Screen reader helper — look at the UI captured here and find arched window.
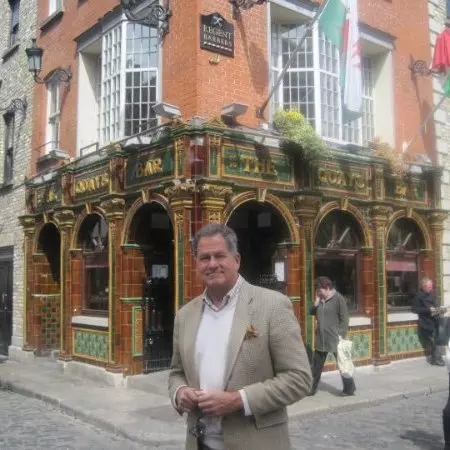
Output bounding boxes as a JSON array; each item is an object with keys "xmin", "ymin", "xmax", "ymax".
[
  {"xmin": 315, "ymin": 210, "xmax": 363, "ymax": 312},
  {"xmin": 78, "ymin": 214, "xmax": 108, "ymax": 313},
  {"xmin": 386, "ymin": 218, "xmax": 424, "ymax": 309}
]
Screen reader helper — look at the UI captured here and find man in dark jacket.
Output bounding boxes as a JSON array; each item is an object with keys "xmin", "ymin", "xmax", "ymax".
[
  {"xmin": 309, "ymin": 276, "xmax": 356, "ymax": 396},
  {"xmin": 412, "ymin": 277, "xmax": 445, "ymax": 366}
]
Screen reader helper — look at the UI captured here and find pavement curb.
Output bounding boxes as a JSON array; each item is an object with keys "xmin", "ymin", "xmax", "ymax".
[
  {"xmin": 289, "ymin": 384, "xmax": 448, "ymax": 419},
  {"xmin": 1, "ymin": 372, "xmax": 447, "ymax": 447},
  {"xmin": 0, "ymin": 378, "xmax": 183, "ymax": 448}
]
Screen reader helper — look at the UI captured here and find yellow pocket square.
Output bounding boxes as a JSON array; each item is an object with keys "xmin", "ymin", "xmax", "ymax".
[{"xmin": 245, "ymin": 324, "xmax": 259, "ymax": 340}]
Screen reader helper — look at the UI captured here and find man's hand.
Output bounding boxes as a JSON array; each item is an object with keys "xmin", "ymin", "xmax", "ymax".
[
  {"xmin": 196, "ymin": 389, "xmax": 243, "ymax": 417},
  {"xmin": 176, "ymin": 387, "xmax": 199, "ymax": 412}
]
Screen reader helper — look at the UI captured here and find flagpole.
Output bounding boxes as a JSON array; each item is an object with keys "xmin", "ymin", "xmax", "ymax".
[
  {"xmin": 403, "ymin": 94, "xmax": 446, "ymax": 153},
  {"xmin": 256, "ymin": 0, "xmax": 331, "ymax": 119}
]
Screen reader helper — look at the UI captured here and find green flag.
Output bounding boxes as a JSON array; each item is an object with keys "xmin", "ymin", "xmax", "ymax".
[
  {"xmin": 318, "ymin": 0, "xmax": 347, "ymax": 48},
  {"xmin": 443, "ymin": 72, "xmax": 450, "ymax": 97}
]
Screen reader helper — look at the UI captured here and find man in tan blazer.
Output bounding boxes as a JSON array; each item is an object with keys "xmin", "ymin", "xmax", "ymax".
[{"xmin": 169, "ymin": 224, "xmax": 312, "ymax": 450}]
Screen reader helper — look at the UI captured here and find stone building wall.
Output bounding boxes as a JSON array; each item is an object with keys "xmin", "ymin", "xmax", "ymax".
[
  {"xmin": 428, "ymin": 0, "xmax": 450, "ymax": 305},
  {"xmin": 0, "ymin": 0, "xmax": 37, "ymax": 348}
]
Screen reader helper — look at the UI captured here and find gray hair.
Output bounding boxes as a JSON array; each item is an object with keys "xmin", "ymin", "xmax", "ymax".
[
  {"xmin": 191, "ymin": 224, "xmax": 239, "ymax": 256},
  {"xmin": 421, "ymin": 277, "xmax": 433, "ymax": 287}
]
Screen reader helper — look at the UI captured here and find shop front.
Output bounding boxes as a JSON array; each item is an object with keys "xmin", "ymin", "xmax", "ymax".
[{"xmin": 19, "ymin": 120, "xmax": 446, "ymax": 375}]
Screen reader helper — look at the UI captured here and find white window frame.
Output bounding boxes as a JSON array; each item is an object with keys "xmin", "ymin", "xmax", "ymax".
[
  {"xmin": 77, "ymin": 15, "xmax": 162, "ymax": 154},
  {"xmin": 49, "ymin": 0, "xmax": 63, "ymax": 16},
  {"xmin": 269, "ymin": 0, "xmax": 390, "ymax": 147},
  {"xmin": 46, "ymin": 80, "xmax": 60, "ymax": 153}
]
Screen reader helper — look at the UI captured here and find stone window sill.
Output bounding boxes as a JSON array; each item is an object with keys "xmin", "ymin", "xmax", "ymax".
[
  {"xmin": 349, "ymin": 316, "xmax": 371, "ymax": 327},
  {"xmin": 72, "ymin": 315, "xmax": 108, "ymax": 329},
  {"xmin": 387, "ymin": 312, "xmax": 417, "ymax": 323},
  {"xmin": 40, "ymin": 8, "xmax": 64, "ymax": 31},
  {"xmin": 2, "ymin": 43, "xmax": 20, "ymax": 62}
]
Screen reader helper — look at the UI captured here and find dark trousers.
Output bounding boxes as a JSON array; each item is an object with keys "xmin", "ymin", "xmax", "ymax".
[
  {"xmin": 311, "ymin": 350, "xmax": 356, "ymax": 394},
  {"xmin": 443, "ymin": 375, "xmax": 450, "ymax": 449},
  {"xmin": 418, "ymin": 326, "xmax": 441, "ymax": 362},
  {"xmin": 197, "ymin": 441, "xmax": 214, "ymax": 450}
]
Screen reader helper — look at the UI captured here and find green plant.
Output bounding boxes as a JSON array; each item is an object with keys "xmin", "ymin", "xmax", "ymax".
[
  {"xmin": 369, "ymin": 137, "xmax": 407, "ymax": 177},
  {"xmin": 273, "ymin": 109, "xmax": 329, "ymax": 161}
]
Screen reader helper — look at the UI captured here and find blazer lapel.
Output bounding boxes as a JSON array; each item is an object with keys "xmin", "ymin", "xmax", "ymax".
[
  {"xmin": 223, "ymin": 282, "xmax": 253, "ymax": 387},
  {"xmin": 183, "ymin": 298, "xmax": 203, "ymax": 389}
]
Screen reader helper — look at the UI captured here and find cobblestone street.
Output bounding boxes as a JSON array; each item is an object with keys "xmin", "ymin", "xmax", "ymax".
[
  {"xmin": 289, "ymin": 391, "xmax": 446, "ymax": 450},
  {"xmin": 0, "ymin": 390, "xmax": 145, "ymax": 450},
  {"xmin": 0, "ymin": 388, "xmax": 447, "ymax": 449}
]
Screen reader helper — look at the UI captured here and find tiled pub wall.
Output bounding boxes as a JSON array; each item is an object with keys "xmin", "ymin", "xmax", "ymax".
[{"xmin": 29, "ymin": 253, "xmax": 60, "ymax": 353}]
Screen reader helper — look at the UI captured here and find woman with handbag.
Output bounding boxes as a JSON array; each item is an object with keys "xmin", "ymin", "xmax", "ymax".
[{"xmin": 308, "ymin": 276, "xmax": 356, "ymax": 397}]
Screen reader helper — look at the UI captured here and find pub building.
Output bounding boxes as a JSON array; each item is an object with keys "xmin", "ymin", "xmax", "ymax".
[{"xmin": 16, "ymin": 0, "xmax": 444, "ymax": 377}]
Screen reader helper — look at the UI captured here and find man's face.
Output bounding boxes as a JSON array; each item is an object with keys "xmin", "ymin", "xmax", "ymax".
[
  {"xmin": 423, "ymin": 281, "xmax": 433, "ymax": 294},
  {"xmin": 196, "ymin": 234, "xmax": 240, "ymax": 293},
  {"xmin": 317, "ymin": 287, "xmax": 330, "ymax": 300}
]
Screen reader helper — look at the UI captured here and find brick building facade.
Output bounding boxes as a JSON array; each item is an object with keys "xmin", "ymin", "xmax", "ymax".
[
  {"xmin": 16, "ymin": 0, "xmax": 446, "ymax": 376},
  {"xmin": 428, "ymin": 0, "xmax": 450, "ymax": 307},
  {"xmin": 0, "ymin": 0, "xmax": 36, "ymax": 358}
]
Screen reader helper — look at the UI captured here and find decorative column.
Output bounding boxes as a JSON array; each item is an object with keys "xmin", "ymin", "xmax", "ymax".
[
  {"xmin": 370, "ymin": 204, "xmax": 392, "ymax": 365},
  {"xmin": 53, "ymin": 209, "xmax": 75, "ymax": 360},
  {"xmin": 19, "ymin": 215, "xmax": 36, "ymax": 351},
  {"xmin": 197, "ymin": 182, "xmax": 233, "ymax": 225},
  {"xmin": 100, "ymin": 197, "xmax": 125, "ymax": 370},
  {"xmin": 165, "ymin": 182, "xmax": 195, "ymax": 309},
  {"xmin": 429, "ymin": 211, "xmax": 448, "ymax": 304},
  {"xmin": 294, "ymin": 195, "xmax": 321, "ymax": 347}
]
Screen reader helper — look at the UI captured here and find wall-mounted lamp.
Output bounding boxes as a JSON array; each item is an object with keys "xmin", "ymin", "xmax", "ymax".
[
  {"xmin": 221, "ymin": 102, "xmax": 248, "ymax": 125},
  {"xmin": 230, "ymin": 0, "xmax": 268, "ymax": 20},
  {"xmin": 25, "ymin": 39, "xmax": 72, "ymax": 87},
  {"xmin": 152, "ymin": 102, "xmax": 181, "ymax": 119},
  {"xmin": 121, "ymin": 0, "xmax": 172, "ymax": 37},
  {"xmin": 0, "ymin": 96, "xmax": 27, "ymax": 116}
]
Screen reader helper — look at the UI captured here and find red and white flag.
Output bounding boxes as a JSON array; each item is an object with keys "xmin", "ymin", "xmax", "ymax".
[
  {"xmin": 318, "ymin": 0, "xmax": 363, "ymax": 121},
  {"xmin": 342, "ymin": 0, "xmax": 362, "ymax": 121}
]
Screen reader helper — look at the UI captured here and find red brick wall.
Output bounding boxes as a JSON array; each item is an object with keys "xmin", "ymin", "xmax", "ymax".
[
  {"xmin": 31, "ymin": 0, "xmax": 434, "ymax": 175},
  {"xmin": 31, "ymin": 0, "xmax": 118, "ymax": 174},
  {"xmin": 358, "ymin": 0, "xmax": 435, "ymax": 159}
]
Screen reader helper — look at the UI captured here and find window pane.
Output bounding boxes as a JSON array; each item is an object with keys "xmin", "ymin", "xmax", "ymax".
[
  {"xmin": 315, "ymin": 210, "xmax": 362, "ymax": 249},
  {"xmin": 86, "ymin": 267, "xmax": 109, "ymax": 311},
  {"xmin": 315, "ymin": 258, "xmax": 358, "ymax": 312},
  {"xmin": 387, "ymin": 218, "xmax": 424, "ymax": 251},
  {"xmin": 387, "ymin": 268, "xmax": 418, "ymax": 309},
  {"xmin": 101, "ymin": 24, "xmax": 122, "ymax": 143}
]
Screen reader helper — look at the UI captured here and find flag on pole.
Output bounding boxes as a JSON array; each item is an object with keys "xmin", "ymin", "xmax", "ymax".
[
  {"xmin": 318, "ymin": 0, "xmax": 363, "ymax": 121},
  {"xmin": 443, "ymin": 72, "xmax": 450, "ymax": 97},
  {"xmin": 432, "ymin": 27, "xmax": 450, "ymax": 97}
]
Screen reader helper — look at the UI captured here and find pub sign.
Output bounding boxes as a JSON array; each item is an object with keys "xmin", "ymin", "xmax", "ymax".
[{"xmin": 200, "ymin": 13, "xmax": 234, "ymax": 57}]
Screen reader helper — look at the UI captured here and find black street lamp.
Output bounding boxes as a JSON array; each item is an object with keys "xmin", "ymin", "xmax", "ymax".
[
  {"xmin": 120, "ymin": 0, "xmax": 172, "ymax": 36},
  {"xmin": 230, "ymin": 0, "xmax": 268, "ymax": 19},
  {"xmin": 25, "ymin": 39, "xmax": 72, "ymax": 87}
]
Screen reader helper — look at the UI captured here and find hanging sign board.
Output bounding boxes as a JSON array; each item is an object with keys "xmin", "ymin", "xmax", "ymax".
[{"xmin": 200, "ymin": 13, "xmax": 234, "ymax": 57}]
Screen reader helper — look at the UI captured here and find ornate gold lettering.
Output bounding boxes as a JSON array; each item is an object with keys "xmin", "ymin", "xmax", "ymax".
[
  {"xmin": 75, "ymin": 172, "xmax": 109, "ymax": 195},
  {"xmin": 317, "ymin": 167, "xmax": 367, "ymax": 192}
]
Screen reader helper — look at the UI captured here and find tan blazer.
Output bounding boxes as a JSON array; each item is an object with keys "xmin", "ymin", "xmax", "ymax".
[{"xmin": 169, "ymin": 279, "xmax": 312, "ymax": 450}]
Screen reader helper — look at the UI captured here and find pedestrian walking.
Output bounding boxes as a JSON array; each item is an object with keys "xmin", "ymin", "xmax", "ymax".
[
  {"xmin": 168, "ymin": 223, "xmax": 312, "ymax": 450},
  {"xmin": 309, "ymin": 276, "xmax": 356, "ymax": 397},
  {"xmin": 412, "ymin": 277, "xmax": 445, "ymax": 366}
]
